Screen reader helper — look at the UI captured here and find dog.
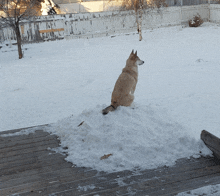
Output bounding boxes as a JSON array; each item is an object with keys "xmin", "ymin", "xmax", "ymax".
[{"xmin": 102, "ymin": 50, "xmax": 144, "ymax": 115}]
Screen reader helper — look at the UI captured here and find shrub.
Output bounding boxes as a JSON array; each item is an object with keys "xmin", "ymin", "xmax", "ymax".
[{"xmin": 189, "ymin": 14, "xmax": 204, "ymax": 27}]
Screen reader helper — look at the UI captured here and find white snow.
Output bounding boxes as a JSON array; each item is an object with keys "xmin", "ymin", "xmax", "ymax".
[
  {"xmin": 1, "ymin": 23, "xmax": 220, "ymax": 174},
  {"xmin": 77, "ymin": 184, "xmax": 96, "ymax": 192},
  {"xmin": 46, "ymin": 104, "xmax": 211, "ymax": 172},
  {"xmin": 177, "ymin": 184, "xmax": 220, "ymax": 196}
]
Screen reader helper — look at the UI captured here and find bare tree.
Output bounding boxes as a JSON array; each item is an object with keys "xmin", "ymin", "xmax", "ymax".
[
  {"xmin": 117, "ymin": 0, "xmax": 144, "ymax": 41},
  {"xmin": 0, "ymin": 0, "xmax": 40, "ymax": 59},
  {"xmin": 111, "ymin": 0, "xmax": 167, "ymax": 41}
]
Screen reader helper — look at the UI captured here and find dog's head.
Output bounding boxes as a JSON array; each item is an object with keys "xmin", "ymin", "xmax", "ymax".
[{"xmin": 129, "ymin": 50, "xmax": 144, "ymax": 66}]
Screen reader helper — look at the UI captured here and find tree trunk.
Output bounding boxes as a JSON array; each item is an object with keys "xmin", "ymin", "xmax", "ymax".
[
  {"xmin": 15, "ymin": 23, "xmax": 23, "ymax": 59},
  {"xmin": 135, "ymin": 13, "xmax": 139, "ymax": 33},
  {"xmin": 138, "ymin": 0, "xmax": 143, "ymax": 41},
  {"xmin": 138, "ymin": 14, "xmax": 142, "ymax": 41}
]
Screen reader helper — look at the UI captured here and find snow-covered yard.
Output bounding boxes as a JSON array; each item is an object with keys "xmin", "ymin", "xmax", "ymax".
[{"xmin": 1, "ymin": 23, "xmax": 220, "ymax": 175}]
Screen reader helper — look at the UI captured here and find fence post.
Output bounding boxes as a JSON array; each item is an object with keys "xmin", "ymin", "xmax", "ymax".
[
  {"xmin": 180, "ymin": 0, "xmax": 183, "ymax": 24},
  {"xmin": 208, "ymin": 0, "xmax": 210, "ymax": 22}
]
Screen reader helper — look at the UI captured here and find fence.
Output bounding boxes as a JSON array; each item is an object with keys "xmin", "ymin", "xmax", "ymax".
[
  {"xmin": 1, "ymin": 4, "xmax": 215, "ymax": 45},
  {"xmin": 166, "ymin": 0, "xmax": 209, "ymax": 6},
  {"xmin": 167, "ymin": 0, "xmax": 220, "ymax": 6}
]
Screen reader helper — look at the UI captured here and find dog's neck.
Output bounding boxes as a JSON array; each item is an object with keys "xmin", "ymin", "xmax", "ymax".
[
  {"xmin": 122, "ymin": 67, "xmax": 138, "ymax": 81},
  {"xmin": 132, "ymin": 65, "xmax": 138, "ymax": 73}
]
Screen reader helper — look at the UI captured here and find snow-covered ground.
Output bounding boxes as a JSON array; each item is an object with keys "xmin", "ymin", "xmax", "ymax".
[
  {"xmin": 1, "ymin": 23, "xmax": 220, "ymax": 174},
  {"xmin": 177, "ymin": 184, "xmax": 220, "ymax": 196}
]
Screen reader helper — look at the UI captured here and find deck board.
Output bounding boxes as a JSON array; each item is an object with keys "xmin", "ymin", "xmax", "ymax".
[
  {"xmin": 0, "ymin": 126, "xmax": 220, "ymax": 196},
  {"xmin": 201, "ymin": 130, "xmax": 220, "ymax": 160}
]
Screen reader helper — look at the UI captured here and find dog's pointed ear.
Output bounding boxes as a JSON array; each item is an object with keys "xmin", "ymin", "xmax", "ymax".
[
  {"xmin": 135, "ymin": 51, "xmax": 137, "ymax": 56},
  {"xmin": 131, "ymin": 50, "xmax": 134, "ymax": 54}
]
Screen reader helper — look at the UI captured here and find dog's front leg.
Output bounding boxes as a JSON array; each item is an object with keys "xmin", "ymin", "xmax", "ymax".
[{"xmin": 130, "ymin": 84, "xmax": 137, "ymax": 95}]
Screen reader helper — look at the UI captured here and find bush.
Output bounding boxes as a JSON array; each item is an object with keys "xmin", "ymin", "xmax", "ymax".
[{"xmin": 189, "ymin": 14, "xmax": 204, "ymax": 27}]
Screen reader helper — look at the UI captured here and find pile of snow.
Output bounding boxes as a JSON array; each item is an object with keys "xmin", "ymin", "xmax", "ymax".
[
  {"xmin": 47, "ymin": 104, "xmax": 211, "ymax": 172},
  {"xmin": 177, "ymin": 184, "xmax": 220, "ymax": 196}
]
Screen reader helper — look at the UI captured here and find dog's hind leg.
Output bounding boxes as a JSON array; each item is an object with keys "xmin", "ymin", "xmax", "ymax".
[
  {"xmin": 122, "ymin": 94, "xmax": 134, "ymax": 106},
  {"xmin": 102, "ymin": 105, "xmax": 117, "ymax": 115}
]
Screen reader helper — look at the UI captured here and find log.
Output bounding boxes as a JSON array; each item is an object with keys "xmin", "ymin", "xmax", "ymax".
[{"xmin": 201, "ymin": 130, "xmax": 220, "ymax": 160}]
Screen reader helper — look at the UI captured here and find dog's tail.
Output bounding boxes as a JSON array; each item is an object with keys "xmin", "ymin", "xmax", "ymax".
[{"xmin": 102, "ymin": 105, "xmax": 116, "ymax": 115}]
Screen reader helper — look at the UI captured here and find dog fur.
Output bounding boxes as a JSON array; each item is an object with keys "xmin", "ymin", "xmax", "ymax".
[{"xmin": 102, "ymin": 50, "xmax": 144, "ymax": 115}]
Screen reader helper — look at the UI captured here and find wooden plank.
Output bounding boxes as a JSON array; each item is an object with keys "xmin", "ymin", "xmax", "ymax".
[
  {"xmin": 0, "ymin": 160, "xmax": 78, "ymax": 182},
  {"xmin": 0, "ymin": 124, "xmax": 49, "ymax": 136},
  {"xmin": 163, "ymin": 176, "xmax": 220, "ymax": 196},
  {"xmin": 26, "ymin": 169, "xmax": 220, "ymax": 196},
  {"xmin": 11, "ymin": 157, "xmax": 220, "ymax": 196},
  {"xmin": 0, "ymin": 167, "xmax": 98, "ymax": 196},
  {"xmin": 0, "ymin": 146, "xmax": 60, "ymax": 165},
  {"xmin": 0, "ymin": 130, "xmax": 52, "ymax": 148},
  {"xmin": 139, "ymin": 165, "xmax": 220, "ymax": 189},
  {"xmin": 0, "ymin": 150, "xmax": 66, "ymax": 176},
  {"xmin": 201, "ymin": 130, "xmax": 220, "ymax": 160},
  {"xmin": 39, "ymin": 28, "xmax": 64, "ymax": 34},
  {"xmin": 0, "ymin": 134, "xmax": 58, "ymax": 153},
  {"xmin": 0, "ymin": 150, "xmax": 66, "ymax": 170},
  {"xmin": 74, "ymin": 165, "xmax": 220, "ymax": 196},
  {"xmin": 10, "ymin": 175, "xmax": 120, "ymax": 196},
  {"xmin": 1, "ymin": 167, "xmax": 96, "ymax": 189},
  {"xmin": 0, "ymin": 139, "xmax": 59, "ymax": 159}
]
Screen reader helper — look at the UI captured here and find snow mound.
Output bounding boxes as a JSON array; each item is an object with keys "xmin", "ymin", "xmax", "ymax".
[{"xmin": 47, "ymin": 104, "xmax": 211, "ymax": 172}]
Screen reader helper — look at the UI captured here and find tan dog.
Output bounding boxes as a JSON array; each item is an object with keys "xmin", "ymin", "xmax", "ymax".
[{"xmin": 102, "ymin": 50, "xmax": 144, "ymax": 115}]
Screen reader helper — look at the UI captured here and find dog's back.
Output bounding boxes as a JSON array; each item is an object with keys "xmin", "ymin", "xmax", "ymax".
[{"xmin": 102, "ymin": 50, "xmax": 144, "ymax": 115}]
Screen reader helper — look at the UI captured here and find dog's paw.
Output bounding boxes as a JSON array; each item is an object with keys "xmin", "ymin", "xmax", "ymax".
[{"xmin": 130, "ymin": 102, "xmax": 137, "ymax": 109}]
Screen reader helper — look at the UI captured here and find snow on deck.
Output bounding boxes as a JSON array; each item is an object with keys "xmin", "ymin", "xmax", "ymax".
[{"xmin": 0, "ymin": 127, "xmax": 220, "ymax": 196}]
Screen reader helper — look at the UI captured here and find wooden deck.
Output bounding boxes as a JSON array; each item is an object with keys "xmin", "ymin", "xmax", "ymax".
[{"xmin": 0, "ymin": 126, "xmax": 220, "ymax": 196}]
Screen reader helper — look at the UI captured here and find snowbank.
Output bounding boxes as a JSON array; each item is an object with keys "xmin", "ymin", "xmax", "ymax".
[{"xmin": 46, "ymin": 104, "xmax": 211, "ymax": 172}]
